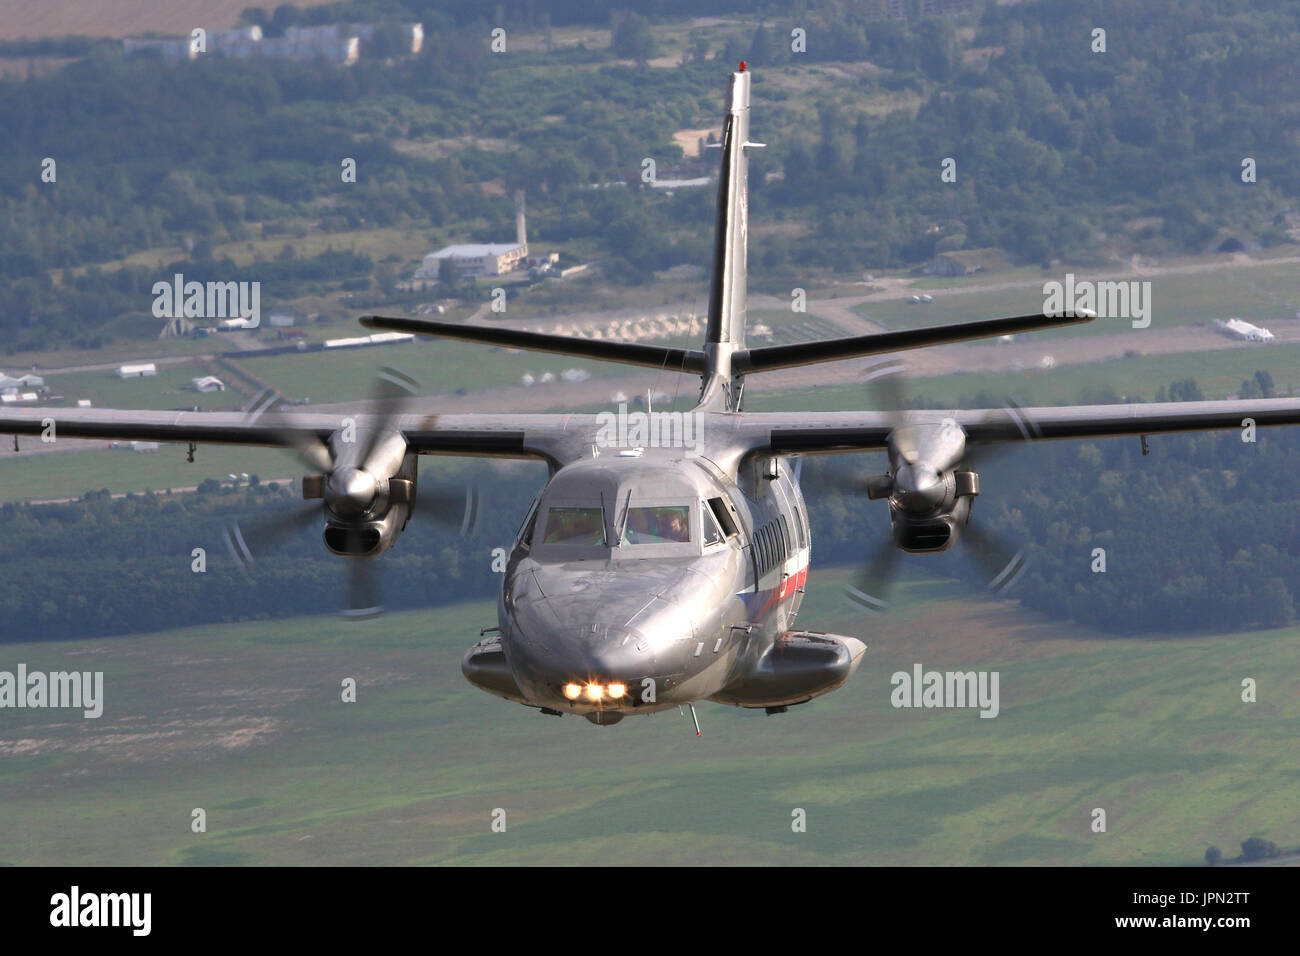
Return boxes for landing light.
[563,683,582,700]
[607,683,626,699]
[585,684,604,701]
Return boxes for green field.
[236,340,625,404]
[748,344,1300,412]
[0,567,1294,866]
[0,444,304,502]
[40,362,239,412]
[854,259,1300,341]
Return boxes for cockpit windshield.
[541,506,606,545]
[621,505,691,545]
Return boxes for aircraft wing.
[755,398,1300,454]
[0,407,564,460]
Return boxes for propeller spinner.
[224,368,479,618]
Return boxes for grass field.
[747,344,1300,412]
[236,339,625,404]
[0,567,1294,866]
[0,444,303,501]
[855,259,1300,341]
[40,362,235,411]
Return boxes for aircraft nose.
[550,628,645,681]
[509,617,686,708]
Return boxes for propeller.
[224,369,480,618]
[832,360,1036,614]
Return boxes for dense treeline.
[0,462,546,641]
[2,1,1297,350]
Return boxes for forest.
[2,0,1298,350]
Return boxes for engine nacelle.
[887,471,978,553]
[323,501,412,557]
[305,441,419,558]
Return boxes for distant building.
[117,363,157,378]
[416,243,528,279]
[323,332,414,349]
[123,22,422,66]
[416,190,530,280]
[0,372,43,388]
[1214,318,1275,342]
[192,376,226,392]
[920,248,1010,277]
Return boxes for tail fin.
[699,63,763,411]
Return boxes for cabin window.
[779,515,791,558]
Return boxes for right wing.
[748,398,1300,455]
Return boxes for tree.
[611,13,654,63]
[437,256,459,290]
[1205,845,1222,866]
[1241,837,1280,861]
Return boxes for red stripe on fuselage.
[753,563,808,621]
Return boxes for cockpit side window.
[702,503,725,546]
[707,497,738,537]
[541,506,607,545]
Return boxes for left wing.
[0,407,574,462]
[747,398,1300,455]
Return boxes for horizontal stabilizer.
[732,311,1095,374]
[361,315,707,374]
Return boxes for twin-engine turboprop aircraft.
[7,65,1300,727]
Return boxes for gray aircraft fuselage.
[462,446,867,725]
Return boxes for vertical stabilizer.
[698,64,763,411]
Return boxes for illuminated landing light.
[607,683,626,699]
[585,683,605,701]
[563,683,582,700]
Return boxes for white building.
[192,376,226,392]
[118,363,158,378]
[1214,318,1275,342]
[415,190,530,280]
[0,372,43,388]
[123,22,421,66]
[415,243,528,279]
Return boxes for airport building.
[415,191,530,281]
